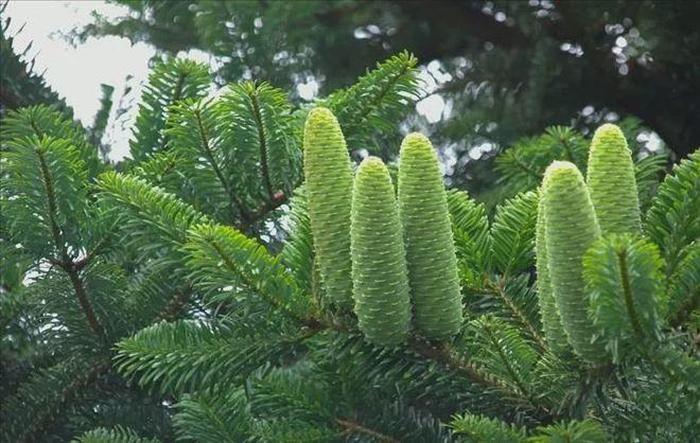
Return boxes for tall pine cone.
[542,161,606,363]
[351,157,411,346]
[398,133,462,339]
[303,107,353,307]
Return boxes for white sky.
[6,0,154,160]
[5,0,445,161]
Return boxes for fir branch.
[249,87,275,199]
[191,104,247,221]
[64,264,105,341]
[326,51,419,150]
[407,337,552,420]
[485,279,547,351]
[617,250,644,339]
[184,224,318,327]
[11,359,111,443]
[480,319,531,399]
[75,425,161,443]
[335,418,399,443]
[37,146,104,339]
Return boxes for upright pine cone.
[535,190,569,355]
[586,123,641,235]
[303,107,353,307]
[351,157,411,346]
[542,161,606,363]
[398,133,462,339]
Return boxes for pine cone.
[398,133,462,339]
[351,157,411,346]
[542,161,606,363]
[303,107,354,307]
[586,123,642,235]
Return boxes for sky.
[5,1,446,161]
[5,1,158,160]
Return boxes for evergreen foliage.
[583,234,665,362]
[129,59,210,162]
[0,3,70,114]
[398,133,462,339]
[351,157,411,346]
[2,49,699,442]
[76,1,700,163]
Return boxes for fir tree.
[2,50,699,442]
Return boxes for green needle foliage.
[398,133,462,339]
[351,157,411,346]
[2,49,699,442]
[586,124,642,235]
[540,161,605,363]
[583,234,665,362]
[75,426,160,443]
[303,107,354,307]
[535,192,569,356]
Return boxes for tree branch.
[192,107,248,221]
[36,148,105,340]
[249,87,275,200]
[335,418,399,443]
[20,359,111,443]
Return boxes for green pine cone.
[351,157,411,346]
[586,123,641,235]
[303,107,354,307]
[542,161,606,363]
[535,190,569,355]
[398,133,462,339]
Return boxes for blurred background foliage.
[3,0,699,201]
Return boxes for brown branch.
[408,336,554,420]
[64,264,106,340]
[73,236,110,271]
[154,287,192,323]
[239,190,288,231]
[36,147,105,340]
[192,107,248,221]
[486,279,548,351]
[20,359,111,443]
[335,418,399,443]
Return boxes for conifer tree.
[586,123,642,235]
[398,133,462,339]
[2,50,699,442]
[351,157,411,346]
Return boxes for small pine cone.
[586,123,642,235]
